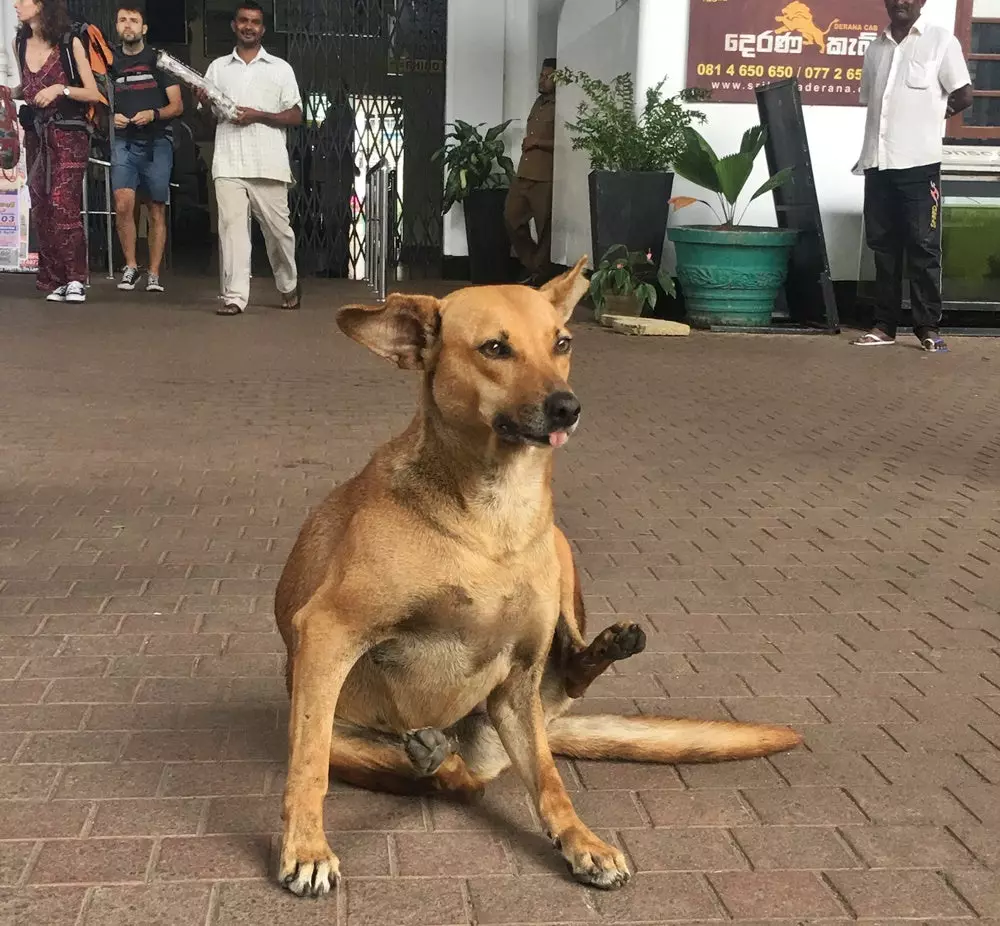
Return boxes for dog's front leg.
[279,603,365,898]
[487,663,631,890]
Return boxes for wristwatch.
[62,86,71,97]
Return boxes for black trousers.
[864,163,943,339]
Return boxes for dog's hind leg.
[550,530,647,699]
[562,621,647,698]
[328,723,486,798]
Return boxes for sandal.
[920,336,948,353]
[281,282,301,310]
[850,331,895,346]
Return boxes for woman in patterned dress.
[12,0,103,303]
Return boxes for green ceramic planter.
[668,225,798,328]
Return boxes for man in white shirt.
[198,2,303,316]
[851,0,972,352]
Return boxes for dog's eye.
[554,336,572,355]
[479,339,511,359]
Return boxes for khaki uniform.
[505,93,555,274]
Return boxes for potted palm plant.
[554,69,707,272]
[432,119,515,283]
[668,125,796,329]
[589,245,672,321]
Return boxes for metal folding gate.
[69,0,447,281]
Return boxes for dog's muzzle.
[493,391,582,448]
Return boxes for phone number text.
[695,62,863,81]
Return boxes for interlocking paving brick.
[83,883,214,926]
[742,788,868,825]
[622,827,747,871]
[638,790,754,826]
[153,834,270,881]
[829,870,971,918]
[4,277,1000,925]
[0,842,34,886]
[349,879,468,926]
[89,798,206,837]
[0,887,87,926]
[54,763,165,799]
[731,825,861,870]
[841,824,977,868]
[28,838,153,884]
[709,871,846,918]
[393,832,510,876]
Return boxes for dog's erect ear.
[539,256,590,324]
[337,294,442,370]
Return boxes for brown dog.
[274,259,801,898]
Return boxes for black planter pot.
[588,170,674,269]
[464,188,511,284]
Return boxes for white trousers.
[215,177,297,310]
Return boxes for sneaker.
[64,282,87,304]
[146,274,164,293]
[45,285,68,302]
[921,336,948,353]
[118,267,140,291]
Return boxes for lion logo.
[774,1,840,53]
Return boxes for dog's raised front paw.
[591,622,646,662]
[403,727,453,777]
[559,826,631,890]
[278,837,341,898]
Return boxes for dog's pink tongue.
[549,430,570,448]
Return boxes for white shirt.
[855,18,970,173]
[204,47,301,184]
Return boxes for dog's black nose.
[544,391,581,430]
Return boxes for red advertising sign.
[686,0,884,105]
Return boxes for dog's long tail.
[547,714,802,763]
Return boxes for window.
[949,0,1000,140]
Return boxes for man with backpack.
[108,4,183,294]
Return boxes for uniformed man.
[505,58,556,284]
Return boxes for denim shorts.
[111,135,173,203]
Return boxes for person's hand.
[131,109,155,127]
[233,107,262,126]
[195,87,210,107]
[114,113,130,129]
[33,83,65,108]
[522,136,533,152]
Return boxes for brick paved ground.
[1,272,1000,925]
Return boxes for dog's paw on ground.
[279,841,341,898]
[403,726,453,776]
[591,622,646,662]
[560,830,631,890]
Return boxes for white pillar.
[503,0,539,131]
[0,2,18,89]
[444,0,507,256]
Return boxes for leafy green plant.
[670,125,793,228]
[589,245,673,317]
[431,120,515,214]
[553,69,709,172]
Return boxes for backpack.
[0,87,19,175]
[16,21,114,139]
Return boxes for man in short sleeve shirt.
[200,2,302,316]
[110,5,184,294]
[851,0,973,352]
